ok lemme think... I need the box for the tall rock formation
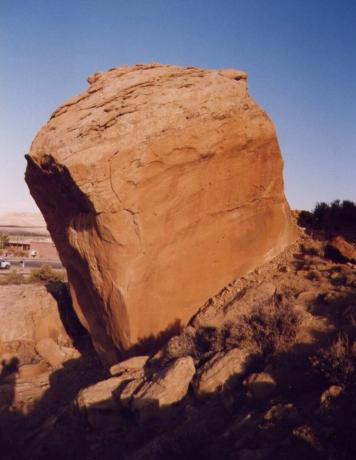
[25,64,296,365]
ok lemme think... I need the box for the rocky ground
[0,223,355,460]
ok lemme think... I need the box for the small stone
[218,69,248,80]
[320,385,343,405]
[264,403,298,423]
[244,372,277,400]
[110,355,149,376]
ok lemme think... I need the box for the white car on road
[0,259,11,269]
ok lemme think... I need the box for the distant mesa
[25,63,296,365]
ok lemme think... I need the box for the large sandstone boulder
[25,64,296,365]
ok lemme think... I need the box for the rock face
[25,64,296,365]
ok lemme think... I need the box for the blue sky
[1,0,355,212]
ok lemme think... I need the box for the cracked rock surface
[25,64,296,365]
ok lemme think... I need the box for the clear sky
[1,0,355,213]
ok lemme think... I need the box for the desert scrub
[0,270,26,285]
[311,333,356,459]
[311,333,356,390]
[28,264,66,284]
[194,300,302,362]
[223,300,302,356]
[195,326,226,356]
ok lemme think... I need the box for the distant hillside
[0,212,49,236]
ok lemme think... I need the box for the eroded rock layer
[25,64,296,364]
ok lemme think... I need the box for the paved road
[6,259,63,269]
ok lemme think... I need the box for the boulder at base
[25,64,296,365]
[0,284,73,365]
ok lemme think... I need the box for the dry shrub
[195,300,302,362]
[311,333,356,389]
[162,329,197,362]
[195,326,226,356]
[224,301,302,356]
[311,333,356,459]
[0,270,26,285]
[28,264,65,284]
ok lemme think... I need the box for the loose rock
[35,338,68,368]
[131,356,195,421]
[244,372,277,400]
[194,348,251,396]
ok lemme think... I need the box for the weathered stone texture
[25,64,296,364]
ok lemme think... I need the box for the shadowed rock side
[25,64,296,365]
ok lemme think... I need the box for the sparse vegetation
[224,301,302,356]
[0,233,9,250]
[0,270,26,285]
[310,332,356,460]
[11,249,27,257]
[311,333,356,390]
[28,264,66,284]
[194,300,302,360]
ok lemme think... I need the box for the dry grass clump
[310,333,356,459]
[0,270,26,285]
[195,326,226,356]
[224,301,302,356]
[194,299,302,362]
[311,333,356,389]
[28,264,66,284]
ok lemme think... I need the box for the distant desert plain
[0,212,49,236]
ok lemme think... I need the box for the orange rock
[25,64,296,365]
[0,284,73,364]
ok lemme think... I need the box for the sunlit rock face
[25,64,296,365]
